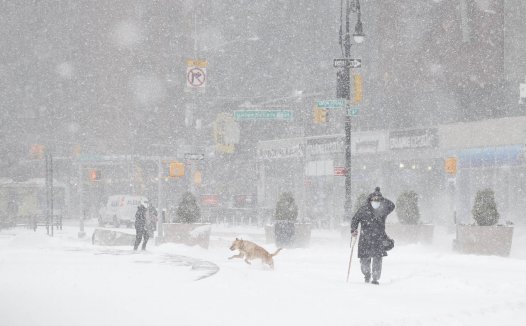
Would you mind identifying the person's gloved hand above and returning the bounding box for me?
[351,230,358,237]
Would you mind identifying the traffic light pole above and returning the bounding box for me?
[343,0,353,222]
[78,161,85,238]
[339,0,364,223]
[157,157,163,239]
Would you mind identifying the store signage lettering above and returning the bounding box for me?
[257,144,304,160]
[307,138,343,155]
[389,129,438,150]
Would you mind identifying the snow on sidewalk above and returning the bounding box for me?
[1,225,526,326]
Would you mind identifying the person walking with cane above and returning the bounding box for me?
[351,187,395,285]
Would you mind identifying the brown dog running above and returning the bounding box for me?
[229,238,282,269]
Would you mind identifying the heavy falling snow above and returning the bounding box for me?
[1,1,526,326]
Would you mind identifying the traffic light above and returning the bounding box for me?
[354,74,363,104]
[89,169,101,181]
[30,144,45,159]
[313,107,328,124]
[169,162,185,177]
[444,157,457,175]
[194,170,202,185]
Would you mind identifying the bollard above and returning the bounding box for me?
[78,216,86,238]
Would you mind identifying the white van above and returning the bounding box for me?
[98,195,148,228]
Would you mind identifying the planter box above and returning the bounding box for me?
[264,223,311,248]
[161,223,211,249]
[453,225,514,257]
[385,224,434,244]
[92,228,136,246]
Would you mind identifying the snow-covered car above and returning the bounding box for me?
[98,195,148,228]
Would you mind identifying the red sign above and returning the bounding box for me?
[334,166,347,176]
[201,194,219,206]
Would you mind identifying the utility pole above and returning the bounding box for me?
[157,157,163,240]
[335,0,365,222]
[45,153,54,236]
[78,161,85,238]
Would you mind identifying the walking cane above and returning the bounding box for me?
[346,232,358,283]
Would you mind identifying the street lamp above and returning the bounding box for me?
[352,1,365,44]
[336,0,365,221]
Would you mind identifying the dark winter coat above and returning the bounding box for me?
[351,198,395,258]
[145,206,158,237]
[135,205,147,231]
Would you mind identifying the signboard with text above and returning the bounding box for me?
[316,99,346,109]
[389,128,438,150]
[234,110,293,121]
[334,166,347,176]
[184,153,205,161]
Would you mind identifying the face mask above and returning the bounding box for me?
[371,201,381,209]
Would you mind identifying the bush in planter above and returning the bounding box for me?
[275,192,298,222]
[396,191,420,225]
[274,192,298,247]
[162,192,210,248]
[453,188,511,256]
[175,192,201,223]
[471,188,499,226]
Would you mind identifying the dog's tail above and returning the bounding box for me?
[271,248,282,257]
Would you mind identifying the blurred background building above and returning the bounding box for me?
[1,0,525,224]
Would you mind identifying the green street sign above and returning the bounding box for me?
[347,108,360,116]
[316,99,346,109]
[234,110,293,121]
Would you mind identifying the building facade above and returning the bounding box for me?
[257,116,526,227]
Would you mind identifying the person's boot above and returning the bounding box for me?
[371,280,379,285]
[364,274,371,283]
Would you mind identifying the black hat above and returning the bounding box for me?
[368,187,383,202]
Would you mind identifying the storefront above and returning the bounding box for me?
[257,116,526,227]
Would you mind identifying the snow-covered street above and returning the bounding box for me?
[3,0,526,325]
[2,223,526,326]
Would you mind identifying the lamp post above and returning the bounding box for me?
[336,0,365,221]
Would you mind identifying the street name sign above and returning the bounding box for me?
[316,99,346,109]
[234,110,293,121]
[184,153,205,160]
[333,58,362,68]
[347,108,360,116]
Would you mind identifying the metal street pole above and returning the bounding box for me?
[157,157,163,240]
[50,154,54,237]
[343,0,353,222]
[45,153,50,235]
[78,161,86,238]
[337,0,364,222]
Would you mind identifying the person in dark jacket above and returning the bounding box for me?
[145,203,158,238]
[134,202,148,251]
[351,187,395,285]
